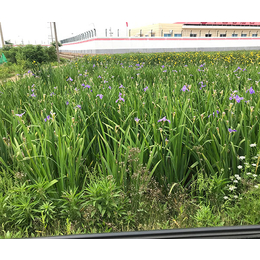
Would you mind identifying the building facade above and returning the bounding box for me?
[129,22,260,38]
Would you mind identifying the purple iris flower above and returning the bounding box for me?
[66,101,69,105]
[31,93,36,97]
[15,112,26,117]
[233,67,242,72]
[136,64,140,67]
[93,64,95,67]
[134,117,140,123]
[162,65,165,68]
[84,85,91,89]
[235,95,244,103]
[98,75,102,78]
[228,128,237,133]
[44,115,51,122]
[50,92,55,96]
[163,70,167,72]
[246,87,255,94]
[181,85,189,92]
[158,116,171,123]
[67,77,73,81]
[75,105,82,109]
[96,94,103,99]
[108,86,112,89]
[119,84,125,89]
[212,110,220,117]
[81,83,85,87]
[144,86,148,92]
[116,97,125,103]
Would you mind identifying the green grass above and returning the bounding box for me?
[0,50,260,237]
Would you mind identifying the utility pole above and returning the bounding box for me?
[53,22,60,63]
[0,22,5,48]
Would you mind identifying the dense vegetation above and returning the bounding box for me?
[0,50,260,238]
[0,44,63,80]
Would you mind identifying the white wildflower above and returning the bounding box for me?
[252,164,257,167]
[239,156,246,160]
[237,165,243,169]
[253,174,257,178]
[229,185,237,191]
[250,143,257,147]
[233,180,238,183]
[224,196,229,200]
[235,174,241,180]
[254,185,259,189]
[234,195,238,199]
[246,172,252,175]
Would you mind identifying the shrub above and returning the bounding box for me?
[2,45,57,66]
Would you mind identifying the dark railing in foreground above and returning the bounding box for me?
[41,225,260,239]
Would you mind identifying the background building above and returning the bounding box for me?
[59,22,260,54]
[130,22,260,38]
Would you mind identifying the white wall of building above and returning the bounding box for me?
[60,37,260,53]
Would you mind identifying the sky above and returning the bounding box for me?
[0,21,165,45]
[0,0,259,47]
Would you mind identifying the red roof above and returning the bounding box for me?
[174,22,260,26]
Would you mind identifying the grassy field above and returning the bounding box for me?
[0,50,260,238]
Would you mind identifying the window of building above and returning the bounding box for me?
[252,34,258,37]
[220,34,226,37]
[164,34,172,37]
[190,34,197,37]
[205,34,212,37]
[232,34,238,37]
[241,34,247,37]
[174,34,182,37]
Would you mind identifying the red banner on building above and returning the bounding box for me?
[126,22,128,27]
